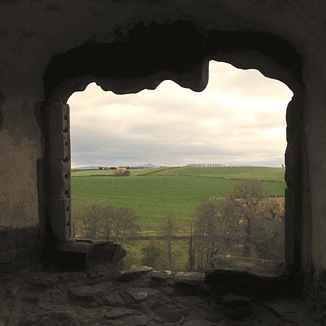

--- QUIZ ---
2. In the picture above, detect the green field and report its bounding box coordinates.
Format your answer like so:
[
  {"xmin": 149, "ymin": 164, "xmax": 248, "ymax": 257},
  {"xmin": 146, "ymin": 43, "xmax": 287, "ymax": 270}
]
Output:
[
  {"xmin": 71, "ymin": 166, "xmax": 286, "ymax": 234},
  {"xmin": 143, "ymin": 166, "xmax": 285, "ymax": 181},
  {"xmin": 71, "ymin": 167, "xmax": 160, "ymax": 177}
]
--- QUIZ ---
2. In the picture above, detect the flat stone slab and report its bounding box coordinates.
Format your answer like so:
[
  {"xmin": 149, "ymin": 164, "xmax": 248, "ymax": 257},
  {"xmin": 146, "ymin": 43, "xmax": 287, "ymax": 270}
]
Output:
[
  {"xmin": 117, "ymin": 265, "xmax": 153, "ymax": 281},
  {"xmin": 205, "ymin": 255, "xmax": 299, "ymax": 299},
  {"xmin": 150, "ymin": 270, "xmax": 173, "ymax": 282},
  {"xmin": 174, "ymin": 272, "xmax": 205, "ymax": 285},
  {"xmin": 125, "ymin": 287, "xmax": 160, "ymax": 301},
  {"xmin": 173, "ymin": 272, "xmax": 206, "ymax": 295},
  {"xmin": 104, "ymin": 307, "xmax": 143, "ymax": 320},
  {"xmin": 209, "ymin": 255, "xmax": 286, "ymax": 277}
]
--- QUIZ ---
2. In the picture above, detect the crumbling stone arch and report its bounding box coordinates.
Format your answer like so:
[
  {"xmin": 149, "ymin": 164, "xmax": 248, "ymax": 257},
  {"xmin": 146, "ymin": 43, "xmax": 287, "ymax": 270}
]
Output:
[{"xmin": 40, "ymin": 20, "xmax": 308, "ymax": 272}]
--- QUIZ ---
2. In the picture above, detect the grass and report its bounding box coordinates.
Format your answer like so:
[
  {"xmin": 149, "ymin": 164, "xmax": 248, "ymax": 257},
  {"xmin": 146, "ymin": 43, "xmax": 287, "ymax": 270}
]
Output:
[
  {"xmin": 71, "ymin": 166, "xmax": 286, "ymax": 235},
  {"xmin": 71, "ymin": 167, "xmax": 160, "ymax": 177},
  {"xmin": 147, "ymin": 166, "xmax": 285, "ymax": 181}
]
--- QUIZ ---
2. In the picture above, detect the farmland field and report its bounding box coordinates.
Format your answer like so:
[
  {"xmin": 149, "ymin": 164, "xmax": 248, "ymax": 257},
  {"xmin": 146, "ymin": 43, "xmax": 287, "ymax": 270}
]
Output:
[
  {"xmin": 144, "ymin": 166, "xmax": 285, "ymax": 181},
  {"xmin": 71, "ymin": 166, "xmax": 286, "ymax": 235}
]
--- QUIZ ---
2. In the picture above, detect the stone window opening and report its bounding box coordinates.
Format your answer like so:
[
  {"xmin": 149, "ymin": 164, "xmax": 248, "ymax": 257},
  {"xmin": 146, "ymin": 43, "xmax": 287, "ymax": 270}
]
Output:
[
  {"xmin": 39, "ymin": 23, "xmax": 308, "ymax": 284},
  {"xmin": 66, "ymin": 61, "xmax": 292, "ymax": 270}
]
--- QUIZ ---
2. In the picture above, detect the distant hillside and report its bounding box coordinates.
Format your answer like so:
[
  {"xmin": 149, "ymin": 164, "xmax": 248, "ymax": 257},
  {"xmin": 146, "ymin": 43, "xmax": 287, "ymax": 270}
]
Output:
[
  {"xmin": 71, "ymin": 166, "xmax": 98, "ymax": 171},
  {"xmin": 138, "ymin": 163, "xmax": 158, "ymax": 168}
]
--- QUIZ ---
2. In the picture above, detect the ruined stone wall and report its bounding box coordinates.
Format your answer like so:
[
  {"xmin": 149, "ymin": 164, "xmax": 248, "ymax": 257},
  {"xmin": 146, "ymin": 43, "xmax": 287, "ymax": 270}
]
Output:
[{"xmin": 1, "ymin": 0, "xmax": 326, "ymax": 308}]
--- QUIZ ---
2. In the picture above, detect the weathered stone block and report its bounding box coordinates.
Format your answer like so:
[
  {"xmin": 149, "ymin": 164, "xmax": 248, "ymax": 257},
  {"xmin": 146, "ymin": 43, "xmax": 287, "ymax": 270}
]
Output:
[
  {"xmin": 47, "ymin": 101, "xmax": 69, "ymax": 132},
  {"xmin": 124, "ymin": 287, "xmax": 160, "ymax": 302},
  {"xmin": 49, "ymin": 131, "xmax": 70, "ymax": 161},
  {"xmin": 49, "ymin": 161, "xmax": 70, "ymax": 198},
  {"xmin": 205, "ymin": 255, "xmax": 300, "ymax": 299},
  {"xmin": 56, "ymin": 239, "xmax": 126, "ymax": 270}
]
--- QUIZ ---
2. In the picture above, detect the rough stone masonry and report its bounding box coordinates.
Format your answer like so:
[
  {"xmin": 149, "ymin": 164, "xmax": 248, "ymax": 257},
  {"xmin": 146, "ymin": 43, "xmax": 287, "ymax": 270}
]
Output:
[{"xmin": 1, "ymin": 0, "xmax": 326, "ymax": 324}]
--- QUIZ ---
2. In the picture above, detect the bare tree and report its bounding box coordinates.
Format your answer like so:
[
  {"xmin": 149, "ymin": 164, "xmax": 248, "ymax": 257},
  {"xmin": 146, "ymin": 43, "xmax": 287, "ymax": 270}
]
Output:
[
  {"xmin": 192, "ymin": 199, "xmax": 239, "ymax": 270},
  {"xmin": 74, "ymin": 204, "xmax": 141, "ymax": 243},
  {"xmin": 250, "ymin": 199, "xmax": 285, "ymax": 259},
  {"xmin": 159, "ymin": 212, "xmax": 178, "ymax": 269},
  {"xmin": 141, "ymin": 240, "xmax": 164, "ymax": 268},
  {"xmin": 111, "ymin": 207, "xmax": 141, "ymax": 244},
  {"xmin": 77, "ymin": 204, "xmax": 106, "ymax": 239},
  {"xmin": 190, "ymin": 180, "xmax": 284, "ymax": 269},
  {"xmin": 187, "ymin": 224, "xmax": 195, "ymax": 271},
  {"xmin": 226, "ymin": 180, "xmax": 285, "ymax": 259}
]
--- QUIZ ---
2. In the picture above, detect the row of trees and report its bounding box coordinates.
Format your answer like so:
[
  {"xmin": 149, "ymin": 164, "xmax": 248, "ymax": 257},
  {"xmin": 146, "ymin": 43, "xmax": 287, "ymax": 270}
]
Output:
[
  {"xmin": 188, "ymin": 180, "xmax": 284, "ymax": 270},
  {"xmin": 141, "ymin": 213, "xmax": 180, "ymax": 270},
  {"xmin": 73, "ymin": 180, "xmax": 284, "ymax": 271},
  {"xmin": 72, "ymin": 204, "xmax": 140, "ymax": 243}
]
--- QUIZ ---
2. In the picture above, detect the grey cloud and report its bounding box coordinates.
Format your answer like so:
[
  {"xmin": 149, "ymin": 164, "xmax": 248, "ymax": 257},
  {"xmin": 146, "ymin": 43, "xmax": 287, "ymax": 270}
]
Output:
[
  {"xmin": 68, "ymin": 62, "xmax": 292, "ymax": 168},
  {"xmin": 207, "ymin": 61, "xmax": 293, "ymax": 100}
]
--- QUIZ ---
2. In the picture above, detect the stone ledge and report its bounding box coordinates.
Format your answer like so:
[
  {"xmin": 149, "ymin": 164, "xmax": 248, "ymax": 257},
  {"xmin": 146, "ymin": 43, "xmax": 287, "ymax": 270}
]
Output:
[
  {"xmin": 205, "ymin": 255, "xmax": 301, "ymax": 300},
  {"xmin": 55, "ymin": 239, "xmax": 126, "ymax": 270}
]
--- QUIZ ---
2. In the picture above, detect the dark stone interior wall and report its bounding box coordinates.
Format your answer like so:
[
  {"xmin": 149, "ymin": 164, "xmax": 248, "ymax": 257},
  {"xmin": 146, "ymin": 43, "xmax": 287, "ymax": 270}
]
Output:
[
  {"xmin": 0, "ymin": 93, "xmax": 3, "ymax": 131},
  {"xmin": 1, "ymin": 1, "xmax": 325, "ymax": 318},
  {"xmin": 0, "ymin": 227, "xmax": 40, "ymax": 270},
  {"xmin": 38, "ymin": 21, "xmax": 308, "ymax": 287},
  {"xmin": 44, "ymin": 21, "xmax": 302, "ymax": 97},
  {"xmin": 0, "ymin": 16, "xmax": 308, "ymax": 283}
]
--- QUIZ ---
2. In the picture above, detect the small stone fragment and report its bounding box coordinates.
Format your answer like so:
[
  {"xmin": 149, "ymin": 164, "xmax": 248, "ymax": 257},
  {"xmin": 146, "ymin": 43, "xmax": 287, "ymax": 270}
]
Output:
[
  {"xmin": 117, "ymin": 265, "xmax": 153, "ymax": 281},
  {"xmin": 150, "ymin": 270, "xmax": 173, "ymax": 282},
  {"xmin": 125, "ymin": 287, "xmax": 160, "ymax": 301}
]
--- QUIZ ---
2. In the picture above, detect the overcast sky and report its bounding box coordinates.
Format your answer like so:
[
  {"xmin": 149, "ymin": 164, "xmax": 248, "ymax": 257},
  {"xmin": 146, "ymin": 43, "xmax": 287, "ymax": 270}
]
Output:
[{"xmin": 68, "ymin": 61, "xmax": 293, "ymax": 168}]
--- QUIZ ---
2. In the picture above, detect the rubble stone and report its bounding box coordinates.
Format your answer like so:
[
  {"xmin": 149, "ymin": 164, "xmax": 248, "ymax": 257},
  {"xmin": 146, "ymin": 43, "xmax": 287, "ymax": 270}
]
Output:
[
  {"xmin": 0, "ymin": 265, "xmax": 314, "ymax": 325},
  {"xmin": 206, "ymin": 255, "xmax": 299, "ymax": 299},
  {"xmin": 117, "ymin": 265, "xmax": 153, "ymax": 281}
]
